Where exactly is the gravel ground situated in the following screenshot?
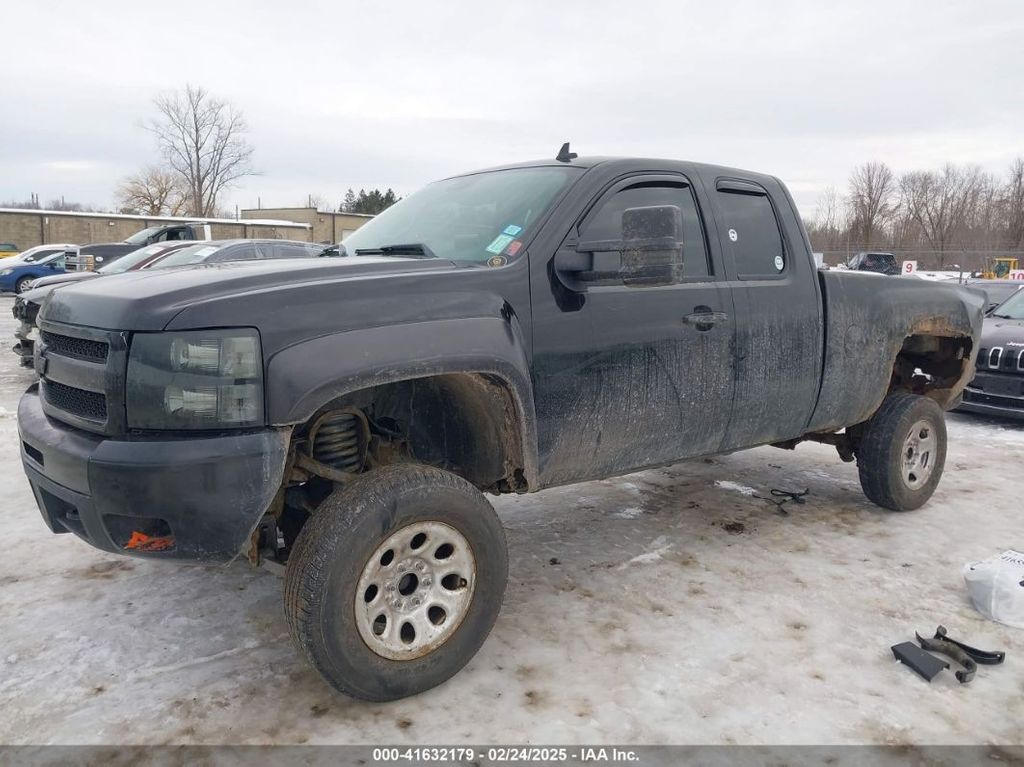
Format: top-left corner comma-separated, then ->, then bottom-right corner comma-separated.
0,295 -> 1021,746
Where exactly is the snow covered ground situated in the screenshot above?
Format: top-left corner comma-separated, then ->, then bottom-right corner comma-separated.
0,296 -> 1021,746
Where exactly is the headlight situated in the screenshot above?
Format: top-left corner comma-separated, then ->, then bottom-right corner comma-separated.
127,329 -> 263,430
0,269 -> 12,276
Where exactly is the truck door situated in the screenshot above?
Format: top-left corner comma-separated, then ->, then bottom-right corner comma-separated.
710,178 -> 822,450
530,174 -> 737,487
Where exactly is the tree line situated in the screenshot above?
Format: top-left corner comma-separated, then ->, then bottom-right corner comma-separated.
116,86 -> 399,218
806,158 -> 1024,269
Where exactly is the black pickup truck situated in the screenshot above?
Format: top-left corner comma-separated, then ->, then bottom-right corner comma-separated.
69,222 -> 210,271
18,152 -> 983,701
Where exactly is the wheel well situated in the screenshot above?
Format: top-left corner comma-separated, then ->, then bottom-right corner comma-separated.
888,331 -> 974,409
294,373 -> 528,494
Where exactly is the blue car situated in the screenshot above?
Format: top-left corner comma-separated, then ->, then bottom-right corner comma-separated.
0,252 -> 66,294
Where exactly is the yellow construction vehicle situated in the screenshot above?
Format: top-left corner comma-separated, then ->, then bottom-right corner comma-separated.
982,257 -> 1020,279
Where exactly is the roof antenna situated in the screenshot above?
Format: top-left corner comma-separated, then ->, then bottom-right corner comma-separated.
556,142 -> 578,163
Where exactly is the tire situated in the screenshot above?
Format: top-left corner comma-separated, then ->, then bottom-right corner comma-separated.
15,277 -> 33,294
855,392 -> 947,511
284,464 -> 508,701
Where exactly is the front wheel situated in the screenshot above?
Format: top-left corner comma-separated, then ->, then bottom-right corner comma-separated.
15,277 -> 33,294
855,392 -> 947,511
283,464 -> 508,701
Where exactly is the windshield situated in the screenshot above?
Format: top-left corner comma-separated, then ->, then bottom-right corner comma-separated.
148,243 -> 225,268
124,226 -> 165,245
341,166 -> 582,263
991,288 -> 1024,319
98,244 -> 169,274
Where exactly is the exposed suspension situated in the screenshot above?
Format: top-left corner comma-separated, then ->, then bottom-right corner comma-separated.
295,408 -> 370,482
311,409 -> 368,473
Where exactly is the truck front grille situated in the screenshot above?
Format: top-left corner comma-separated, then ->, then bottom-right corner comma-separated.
40,331 -> 109,362
977,347 -> 1024,373
36,321 -> 126,436
42,380 -> 108,422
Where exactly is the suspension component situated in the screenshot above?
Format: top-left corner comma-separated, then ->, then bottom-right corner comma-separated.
307,408 -> 370,474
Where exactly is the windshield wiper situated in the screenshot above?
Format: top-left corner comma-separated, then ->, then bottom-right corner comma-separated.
353,243 -> 437,259
990,313 -> 1010,318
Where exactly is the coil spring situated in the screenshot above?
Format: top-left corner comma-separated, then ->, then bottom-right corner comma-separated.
310,409 -> 368,473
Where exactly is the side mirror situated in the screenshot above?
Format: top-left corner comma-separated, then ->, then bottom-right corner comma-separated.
619,205 -> 684,287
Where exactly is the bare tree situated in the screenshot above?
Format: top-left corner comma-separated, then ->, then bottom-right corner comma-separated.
116,165 -> 187,216
847,162 -> 895,250
899,164 -> 984,268
148,85 -> 254,217
1004,157 -> 1024,249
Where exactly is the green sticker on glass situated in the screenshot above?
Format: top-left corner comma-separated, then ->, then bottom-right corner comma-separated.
486,234 -> 515,254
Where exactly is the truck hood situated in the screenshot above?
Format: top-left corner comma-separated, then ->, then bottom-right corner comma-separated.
26,271 -> 98,291
40,256 -> 456,331
980,316 -> 1024,348
79,243 -> 136,258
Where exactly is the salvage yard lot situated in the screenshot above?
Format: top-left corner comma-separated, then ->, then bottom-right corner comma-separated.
0,296 -> 1020,746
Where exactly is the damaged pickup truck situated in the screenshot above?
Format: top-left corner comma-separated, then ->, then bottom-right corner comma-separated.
18,150 -> 984,701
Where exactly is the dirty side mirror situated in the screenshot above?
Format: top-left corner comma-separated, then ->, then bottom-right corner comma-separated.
619,205 -> 684,287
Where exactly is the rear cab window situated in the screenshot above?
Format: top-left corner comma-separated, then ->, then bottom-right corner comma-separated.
715,180 -> 787,280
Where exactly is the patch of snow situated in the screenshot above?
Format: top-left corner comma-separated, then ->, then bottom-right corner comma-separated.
618,536 -> 671,568
615,507 -> 644,519
714,480 -> 758,496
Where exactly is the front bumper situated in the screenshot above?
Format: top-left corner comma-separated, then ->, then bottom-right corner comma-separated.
956,372 -> 1024,422
18,386 -> 291,563
12,320 -> 37,367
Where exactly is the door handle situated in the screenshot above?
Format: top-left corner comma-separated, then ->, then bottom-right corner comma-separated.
682,307 -> 728,331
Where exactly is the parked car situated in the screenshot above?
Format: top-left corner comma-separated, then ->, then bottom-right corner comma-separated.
11,242 -> 197,366
142,238 -> 329,268
69,222 -> 213,271
19,152 -> 983,701
964,278 -> 1024,314
0,242 -> 19,258
0,251 -> 66,293
0,243 -> 76,264
847,251 -> 900,275
958,288 -> 1024,420
12,240 -> 324,366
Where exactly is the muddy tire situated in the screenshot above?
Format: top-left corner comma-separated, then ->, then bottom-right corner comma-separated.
284,464 -> 508,701
855,392 -> 947,511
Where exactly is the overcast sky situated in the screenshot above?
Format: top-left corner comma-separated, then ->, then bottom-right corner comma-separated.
2,0 -> 1022,217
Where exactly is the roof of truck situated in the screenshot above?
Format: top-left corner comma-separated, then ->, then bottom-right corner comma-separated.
452,155 -> 781,185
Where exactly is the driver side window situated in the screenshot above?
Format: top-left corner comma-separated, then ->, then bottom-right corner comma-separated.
579,182 -> 711,278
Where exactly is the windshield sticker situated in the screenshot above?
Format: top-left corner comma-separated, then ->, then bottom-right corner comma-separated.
504,240 -> 523,257
487,255 -> 508,268
502,224 -> 522,236
193,246 -> 219,257
774,255 -> 785,271
486,234 -> 515,254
